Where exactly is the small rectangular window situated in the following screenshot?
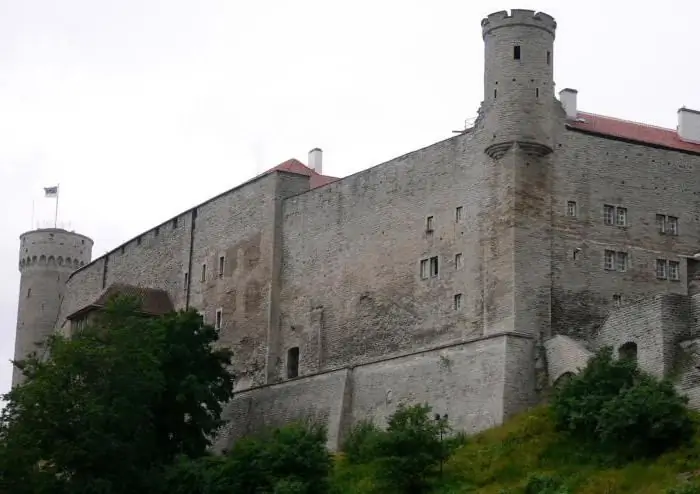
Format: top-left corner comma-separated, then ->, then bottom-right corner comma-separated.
27,288 -> 31,298
546,50 -> 551,65
420,259 -> 429,279
454,293 -> 463,311
184,272 -> 189,290
514,45 -> 521,60
430,256 -> 439,277
616,252 -> 628,272
612,294 -> 622,307
455,253 -> 463,270
201,264 -> 207,282
287,347 -> 300,379
616,207 -> 627,226
604,250 -> 615,271
566,201 -> 577,217
455,206 -> 463,222
669,260 -> 680,281
218,256 -> 225,278
172,217 -> 178,229
668,216 -> 679,235
656,214 -> 666,233
426,215 -> 434,232
656,259 -> 667,279
603,205 -> 615,225
215,309 -> 223,329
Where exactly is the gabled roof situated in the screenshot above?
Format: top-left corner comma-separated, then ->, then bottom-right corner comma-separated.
568,112 -> 700,154
67,283 -> 174,320
268,158 -> 339,188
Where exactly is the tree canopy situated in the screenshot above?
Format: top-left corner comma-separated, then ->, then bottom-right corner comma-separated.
0,295 -> 234,494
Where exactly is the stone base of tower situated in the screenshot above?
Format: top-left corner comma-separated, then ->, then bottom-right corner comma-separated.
212,332 -> 536,452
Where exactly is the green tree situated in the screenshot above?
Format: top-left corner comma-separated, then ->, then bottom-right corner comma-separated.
0,295 -> 234,494
551,346 -> 692,460
374,404 -> 449,494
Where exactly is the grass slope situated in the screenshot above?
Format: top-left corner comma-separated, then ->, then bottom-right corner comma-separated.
333,406 -> 700,493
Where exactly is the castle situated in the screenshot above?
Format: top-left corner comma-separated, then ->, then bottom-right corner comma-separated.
13,9 -> 700,451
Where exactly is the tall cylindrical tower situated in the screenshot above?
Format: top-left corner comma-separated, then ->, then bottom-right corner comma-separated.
481,9 -> 557,158
13,228 -> 94,386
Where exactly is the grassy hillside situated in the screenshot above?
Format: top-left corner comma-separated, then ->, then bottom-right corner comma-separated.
332,406 -> 700,493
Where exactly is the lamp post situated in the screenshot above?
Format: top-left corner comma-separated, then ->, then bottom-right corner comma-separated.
434,413 -> 448,478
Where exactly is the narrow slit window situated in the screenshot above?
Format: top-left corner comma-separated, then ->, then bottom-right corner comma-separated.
27,288 -> 31,298
455,206 -> 463,222
494,88 -> 497,99
536,88 -> 539,98
201,264 -> 207,282
514,45 -> 521,60
218,256 -> 225,278
184,272 -> 189,290
287,347 -> 300,379
215,309 -> 222,330
426,215 -> 434,232
430,256 -> 439,277
453,294 -> 463,311
547,50 -> 551,65
455,253 -> 463,270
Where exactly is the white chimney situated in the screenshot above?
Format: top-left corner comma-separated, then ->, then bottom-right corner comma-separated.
308,148 -> 323,174
678,107 -> 700,144
559,88 -> 578,120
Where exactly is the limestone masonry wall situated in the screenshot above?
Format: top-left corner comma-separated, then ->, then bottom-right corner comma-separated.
279,129 -> 490,378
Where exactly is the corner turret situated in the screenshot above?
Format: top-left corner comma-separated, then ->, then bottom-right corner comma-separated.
481,9 -> 557,158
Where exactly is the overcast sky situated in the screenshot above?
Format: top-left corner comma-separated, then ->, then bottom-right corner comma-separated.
1,0 -> 698,397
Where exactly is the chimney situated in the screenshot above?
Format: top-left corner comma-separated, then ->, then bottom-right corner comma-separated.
678,107 -> 700,144
308,148 -> 323,174
559,88 -> 578,120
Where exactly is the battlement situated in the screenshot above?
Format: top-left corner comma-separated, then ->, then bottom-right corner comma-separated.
481,9 -> 556,39
18,228 -> 93,273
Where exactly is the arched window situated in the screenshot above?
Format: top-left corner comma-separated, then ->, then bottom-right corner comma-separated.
619,342 -> 638,362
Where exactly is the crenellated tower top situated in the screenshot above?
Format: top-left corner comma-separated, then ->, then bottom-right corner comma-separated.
481,9 -> 557,39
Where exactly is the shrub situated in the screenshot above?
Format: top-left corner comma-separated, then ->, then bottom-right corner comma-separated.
551,347 -> 692,460
372,404 -> 450,494
667,484 -> 700,494
524,473 -> 570,494
342,420 -> 383,464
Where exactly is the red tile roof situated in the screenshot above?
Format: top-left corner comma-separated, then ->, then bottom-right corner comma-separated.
568,112 -> 700,154
269,158 -> 339,188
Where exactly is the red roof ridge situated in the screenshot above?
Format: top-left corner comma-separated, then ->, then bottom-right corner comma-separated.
577,111 -> 676,132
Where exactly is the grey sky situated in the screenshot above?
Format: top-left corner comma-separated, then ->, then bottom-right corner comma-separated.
2,0 -> 698,397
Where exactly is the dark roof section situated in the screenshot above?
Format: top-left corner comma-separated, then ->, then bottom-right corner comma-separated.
266,158 -> 339,188
568,112 -> 700,155
67,283 -> 174,320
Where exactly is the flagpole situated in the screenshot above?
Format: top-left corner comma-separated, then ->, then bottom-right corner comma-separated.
54,183 -> 60,229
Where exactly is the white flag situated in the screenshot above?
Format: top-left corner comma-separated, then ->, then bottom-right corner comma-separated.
44,186 -> 58,198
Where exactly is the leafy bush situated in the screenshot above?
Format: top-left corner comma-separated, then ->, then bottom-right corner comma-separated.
551,347 -> 692,460
341,420 -> 383,464
373,404 -> 450,494
667,484 -> 700,494
524,473 -> 570,494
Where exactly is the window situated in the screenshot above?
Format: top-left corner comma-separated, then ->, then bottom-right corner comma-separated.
616,207 -> 627,226
430,256 -> 439,277
455,206 -> 463,222
618,342 -> 638,362
612,294 -> 622,307
616,252 -> 628,272
455,253 -> 463,270
27,288 -> 31,298
287,347 -> 299,379
604,205 -> 615,225
184,272 -> 188,290
656,259 -> 667,279
201,264 -> 207,282
668,216 -> 679,235
573,249 -> 580,260
547,50 -> 551,65
454,293 -> 463,310
669,260 -> 680,281
215,309 -> 222,329
218,256 -> 225,278
426,216 -> 434,232
514,45 -> 521,60
172,217 -> 178,229
420,256 -> 439,279
420,259 -> 429,279
604,250 -> 615,270
656,214 -> 666,233
566,201 -> 577,217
